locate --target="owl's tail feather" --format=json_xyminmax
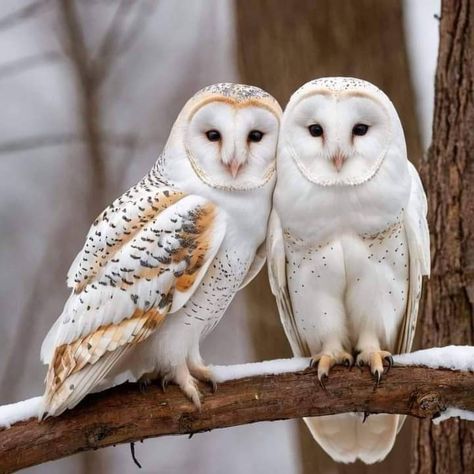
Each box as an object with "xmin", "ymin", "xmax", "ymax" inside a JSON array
[
  {"xmin": 39, "ymin": 347, "xmax": 127, "ymax": 419},
  {"xmin": 304, "ymin": 413, "xmax": 399, "ymax": 464}
]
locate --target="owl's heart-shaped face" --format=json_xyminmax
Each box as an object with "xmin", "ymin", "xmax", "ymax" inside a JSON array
[
  {"xmin": 185, "ymin": 100, "xmax": 280, "ymax": 190},
  {"xmin": 281, "ymin": 91, "xmax": 394, "ymax": 186}
]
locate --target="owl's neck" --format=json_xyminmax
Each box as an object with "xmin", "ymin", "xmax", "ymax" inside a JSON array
[{"xmin": 275, "ymin": 149, "xmax": 411, "ymax": 244}]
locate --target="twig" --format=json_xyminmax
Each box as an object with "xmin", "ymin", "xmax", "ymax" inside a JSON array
[
  {"xmin": 0, "ymin": 52, "xmax": 63, "ymax": 80},
  {"xmin": 0, "ymin": 0, "xmax": 51, "ymax": 33},
  {"xmin": 0, "ymin": 365, "xmax": 473, "ymax": 473},
  {"xmin": 0, "ymin": 132, "xmax": 146, "ymax": 154}
]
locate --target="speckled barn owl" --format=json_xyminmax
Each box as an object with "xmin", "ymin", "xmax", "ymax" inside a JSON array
[
  {"xmin": 268, "ymin": 77, "xmax": 429, "ymax": 463},
  {"xmin": 40, "ymin": 83, "xmax": 281, "ymax": 417}
]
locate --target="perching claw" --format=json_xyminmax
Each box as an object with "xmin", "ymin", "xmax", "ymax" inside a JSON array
[
  {"xmin": 138, "ymin": 379, "xmax": 151, "ymax": 394},
  {"xmin": 319, "ymin": 373, "xmax": 328, "ymax": 391},
  {"xmin": 384, "ymin": 355, "xmax": 394, "ymax": 374},
  {"xmin": 373, "ymin": 369, "xmax": 382, "ymax": 391}
]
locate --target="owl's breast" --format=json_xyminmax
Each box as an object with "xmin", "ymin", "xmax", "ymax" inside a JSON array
[{"xmin": 275, "ymin": 145, "xmax": 411, "ymax": 245}]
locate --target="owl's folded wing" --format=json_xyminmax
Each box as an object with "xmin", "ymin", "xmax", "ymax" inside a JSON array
[
  {"xmin": 267, "ymin": 210, "xmax": 309, "ymax": 357},
  {"xmin": 396, "ymin": 162, "xmax": 430, "ymax": 354},
  {"xmin": 40, "ymin": 189, "xmax": 226, "ymax": 416}
]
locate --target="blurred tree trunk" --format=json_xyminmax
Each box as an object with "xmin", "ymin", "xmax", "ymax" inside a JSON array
[
  {"xmin": 235, "ymin": 0, "xmax": 421, "ymax": 161},
  {"xmin": 412, "ymin": 1, "xmax": 474, "ymax": 473},
  {"xmin": 235, "ymin": 1, "xmax": 421, "ymax": 473}
]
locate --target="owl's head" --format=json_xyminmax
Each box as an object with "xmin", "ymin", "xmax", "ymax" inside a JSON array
[
  {"xmin": 170, "ymin": 83, "xmax": 281, "ymax": 191},
  {"xmin": 280, "ymin": 77, "xmax": 407, "ymax": 186}
]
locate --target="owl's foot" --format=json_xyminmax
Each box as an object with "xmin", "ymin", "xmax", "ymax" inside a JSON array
[
  {"xmin": 160, "ymin": 373, "xmax": 172, "ymax": 392},
  {"xmin": 175, "ymin": 366, "xmax": 202, "ymax": 409},
  {"xmin": 189, "ymin": 364, "xmax": 217, "ymax": 393},
  {"xmin": 138, "ymin": 376, "xmax": 152, "ymax": 394},
  {"xmin": 160, "ymin": 365, "xmax": 202, "ymax": 409},
  {"xmin": 309, "ymin": 351, "xmax": 354, "ymax": 388},
  {"xmin": 356, "ymin": 350, "xmax": 393, "ymax": 385}
]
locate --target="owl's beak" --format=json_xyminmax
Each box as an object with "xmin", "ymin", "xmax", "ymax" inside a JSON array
[
  {"xmin": 331, "ymin": 152, "xmax": 347, "ymax": 172},
  {"xmin": 228, "ymin": 160, "xmax": 242, "ymax": 178}
]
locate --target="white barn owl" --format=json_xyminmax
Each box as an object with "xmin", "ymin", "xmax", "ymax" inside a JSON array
[
  {"xmin": 40, "ymin": 83, "xmax": 281, "ymax": 417},
  {"xmin": 268, "ymin": 78, "xmax": 429, "ymax": 463}
]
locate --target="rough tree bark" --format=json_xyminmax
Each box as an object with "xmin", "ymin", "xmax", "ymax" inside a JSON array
[
  {"xmin": 412, "ymin": 1, "xmax": 474, "ymax": 473},
  {"xmin": 235, "ymin": 1, "xmax": 422, "ymax": 473},
  {"xmin": 1, "ymin": 365, "xmax": 473, "ymax": 473}
]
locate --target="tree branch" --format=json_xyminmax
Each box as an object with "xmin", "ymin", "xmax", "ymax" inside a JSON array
[
  {"xmin": 0, "ymin": 132, "xmax": 145, "ymax": 154},
  {"xmin": 0, "ymin": 0, "xmax": 51, "ymax": 33},
  {"xmin": 58, "ymin": 0, "xmax": 107, "ymax": 213},
  {"xmin": 0, "ymin": 52, "xmax": 63, "ymax": 80},
  {"xmin": 1, "ymin": 365, "xmax": 473, "ymax": 473}
]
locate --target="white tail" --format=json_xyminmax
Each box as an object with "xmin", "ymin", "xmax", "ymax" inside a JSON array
[{"xmin": 304, "ymin": 413, "xmax": 399, "ymax": 464}]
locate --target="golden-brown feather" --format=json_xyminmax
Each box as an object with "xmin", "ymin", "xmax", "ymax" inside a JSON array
[
  {"xmin": 74, "ymin": 189, "xmax": 185, "ymax": 293},
  {"xmin": 44, "ymin": 199, "xmax": 221, "ymax": 411},
  {"xmin": 44, "ymin": 308, "xmax": 164, "ymax": 405}
]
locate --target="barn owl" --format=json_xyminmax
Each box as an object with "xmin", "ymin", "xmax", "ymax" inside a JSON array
[
  {"xmin": 40, "ymin": 83, "xmax": 281, "ymax": 417},
  {"xmin": 268, "ymin": 77, "xmax": 430, "ymax": 463}
]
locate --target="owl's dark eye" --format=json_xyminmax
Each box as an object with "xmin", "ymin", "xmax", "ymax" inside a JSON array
[
  {"xmin": 352, "ymin": 123, "xmax": 369, "ymax": 136},
  {"xmin": 248, "ymin": 130, "xmax": 264, "ymax": 142},
  {"xmin": 206, "ymin": 130, "xmax": 221, "ymax": 142},
  {"xmin": 308, "ymin": 124, "xmax": 323, "ymax": 137}
]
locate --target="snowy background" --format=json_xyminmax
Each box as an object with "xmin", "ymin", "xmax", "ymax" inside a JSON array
[{"xmin": 0, "ymin": 1, "xmax": 440, "ymax": 473}]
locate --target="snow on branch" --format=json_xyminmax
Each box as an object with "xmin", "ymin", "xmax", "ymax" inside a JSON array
[{"xmin": 0, "ymin": 348, "xmax": 473, "ymax": 472}]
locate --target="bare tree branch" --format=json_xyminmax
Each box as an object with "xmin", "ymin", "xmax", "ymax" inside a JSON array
[
  {"xmin": 92, "ymin": 0, "xmax": 157, "ymax": 84},
  {"xmin": 0, "ymin": 52, "xmax": 63, "ymax": 80},
  {"xmin": 93, "ymin": 0, "xmax": 133, "ymax": 82},
  {"xmin": 0, "ymin": 0, "xmax": 51, "ymax": 33},
  {"xmin": 0, "ymin": 132, "xmax": 144, "ymax": 154},
  {"xmin": 105, "ymin": 1, "xmax": 157, "ymax": 61},
  {"xmin": 58, "ymin": 0, "xmax": 106, "ymax": 213},
  {"xmin": 0, "ymin": 133, "xmax": 80, "ymax": 153},
  {"xmin": 0, "ymin": 365, "xmax": 473, "ymax": 473}
]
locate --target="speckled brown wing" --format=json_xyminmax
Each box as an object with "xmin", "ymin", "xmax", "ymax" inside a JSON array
[
  {"xmin": 40, "ymin": 190, "xmax": 227, "ymax": 417},
  {"xmin": 66, "ymin": 181, "xmax": 185, "ymax": 292}
]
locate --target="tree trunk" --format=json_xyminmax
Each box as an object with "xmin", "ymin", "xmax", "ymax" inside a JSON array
[
  {"xmin": 235, "ymin": 0, "xmax": 421, "ymax": 161},
  {"xmin": 412, "ymin": 1, "xmax": 474, "ymax": 473},
  {"xmin": 235, "ymin": 1, "xmax": 421, "ymax": 473}
]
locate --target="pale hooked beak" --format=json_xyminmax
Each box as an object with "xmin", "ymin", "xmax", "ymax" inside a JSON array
[
  {"xmin": 331, "ymin": 152, "xmax": 347, "ymax": 172},
  {"xmin": 228, "ymin": 160, "xmax": 242, "ymax": 178}
]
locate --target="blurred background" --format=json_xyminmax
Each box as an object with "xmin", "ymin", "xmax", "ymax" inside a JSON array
[{"xmin": 0, "ymin": 1, "xmax": 440, "ymax": 473}]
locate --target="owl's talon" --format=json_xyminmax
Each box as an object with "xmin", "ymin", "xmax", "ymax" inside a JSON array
[
  {"xmin": 309, "ymin": 351, "xmax": 353, "ymax": 383},
  {"xmin": 356, "ymin": 350, "xmax": 393, "ymax": 384},
  {"xmin": 138, "ymin": 377, "xmax": 151, "ymax": 394},
  {"xmin": 161, "ymin": 374, "xmax": 171, "ymax": 393},
  {"xmin": 209, "ymin": 379, "xmax": 217, "ymax": 393},
  {"xmin": 384, "ymin": 355, "xmax": 394, "ymax": 374},
  {"xmin": 189, "ymin": 364, "xmax": 217, "ymax": 394},
  {"xmin": 373, "ymin": 370, "xmax": 382, "ymax": 390},
  {"xmin": 363, "ymin": 411, "xmax": 370, "ymax": 423}
]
